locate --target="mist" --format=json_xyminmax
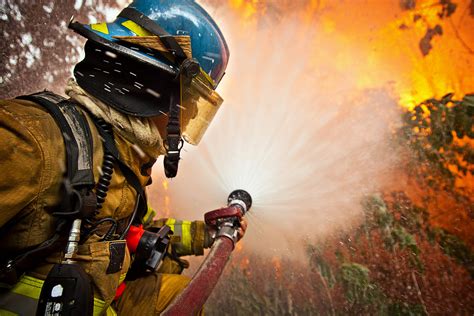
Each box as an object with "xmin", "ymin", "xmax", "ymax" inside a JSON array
[{"xmin": 149, "ymin": 9, "xmax": 400, "ymax": 257}]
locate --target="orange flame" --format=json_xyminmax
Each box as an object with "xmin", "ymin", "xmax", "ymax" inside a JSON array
[
  {"xmin": 149, "ymin": 0, "xmax": 473, "ymax": 252},
  {"xmin": 229, "ymin": 0, "xmax": 260, "ymax": 20},
  {"xmin": 272, "ymin": 256, "xmax": 281, "ymax": 279},
  {"xmin": 161, "ymin": 179, "xmax": 171, "ymax": 218},
  {"xmin": 224, "ymin": 0, "xmax": 474, "ymax": 109}
]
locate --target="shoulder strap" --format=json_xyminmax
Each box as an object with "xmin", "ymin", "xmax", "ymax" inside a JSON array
[
  {"xmin": 20, "ymin": 92, "xmax": 147, "ymax": 223},
  {"xmin": 1, "ymin": 92, "xmax": 97, "ymax": 285},
  {"xmin": 18, "ymin": 92, "xmax": 147, "ymax": 224},
  {"xmin": 17, "ymin": 91, "xmax": 95, "ymax": 189}
]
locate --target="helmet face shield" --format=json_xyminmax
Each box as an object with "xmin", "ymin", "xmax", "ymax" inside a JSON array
[{"xmin": 181, "ymin": 71, "xmax": 223, "ymax": 145}]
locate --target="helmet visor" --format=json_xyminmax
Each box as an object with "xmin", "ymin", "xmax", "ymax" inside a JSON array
[{"xmin": 180, "ymin": 70, "xmax": 223, "ymax": 145}]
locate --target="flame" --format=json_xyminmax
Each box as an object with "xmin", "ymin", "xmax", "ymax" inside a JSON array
[
  {"xmin": 149, "ymin": 0, "xmax": 473, "ymax": 252},
  {"xmin": 271, "ymin": 256, "xmax": 281, "ymax": 279},
  {"xmin": 223, "ymin": 0, "xmax": 474, "ymax": 109},
  {"xmin": 229, "ymin": 0, "xmax": 260, "ymax": 20},
  {"xmin": 218, "ymin": 0, "xmax": 474, "ymax": 200},
  {"xmin": 161, "ymin": 179, "xmax": 171, "ymax": 218},
  {"xmin": 235, "ymin": 241, "xmax": 243, "ymax": 252}
]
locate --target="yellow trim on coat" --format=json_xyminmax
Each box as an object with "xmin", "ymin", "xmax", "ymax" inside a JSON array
[{"xmin": 6, "ymin": 275, "xmax": 116, "ymax": 316}]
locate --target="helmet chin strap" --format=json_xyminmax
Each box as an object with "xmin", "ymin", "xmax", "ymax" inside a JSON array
[
  {"xmin": 163, "ymin": 62, "xmax": 199, "ymax": 178},
  {"xmin": 163, "ymin": 83, "xmax": 183, "ymax": 178}
]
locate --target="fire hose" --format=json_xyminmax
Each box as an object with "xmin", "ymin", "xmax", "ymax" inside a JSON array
[{"xmin": 161, "ymin": 189, "xmax": 252, "ymax": 316}]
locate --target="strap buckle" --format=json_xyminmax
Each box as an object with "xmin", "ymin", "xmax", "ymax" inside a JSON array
[{"xmin": 164, "ymin": 134, "xmax": 184, "ymax": 152}]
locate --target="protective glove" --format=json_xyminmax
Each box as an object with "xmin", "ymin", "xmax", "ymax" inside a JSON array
[{"xmin": 205, "ymin": 216, "xmax": 247, "ymax": 247}]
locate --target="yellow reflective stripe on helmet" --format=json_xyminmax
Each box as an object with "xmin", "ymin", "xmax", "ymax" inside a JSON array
[
  {"xmin": 181, "ymin": 220, "xmax": 192, "ymax": 253},
  {"xmin": 91, "ymin": 22, "xmax": 109, "ymax": 35},
  {"xmin": 121, "ymin": 20, "xmax": 153, "ymax": 36},
  {"xmin": 165, "ymin": 218, "xmax": 176, "ymax": 233},
  {"xmin": 143, "ymin": 204, "xmax": 157, "ymax": 226}
]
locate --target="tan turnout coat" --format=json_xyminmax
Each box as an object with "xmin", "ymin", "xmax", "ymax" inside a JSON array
[{"xmin": 0, "ymin": 95, "xmax": 208, "ymax": 314}]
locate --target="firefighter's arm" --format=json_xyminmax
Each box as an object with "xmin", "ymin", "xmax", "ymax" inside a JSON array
[
  {"xmin": 143, "ymin": 201, "xmax": 248, "ymax": 256},
  {"xmin": 151, "ymin": 217, "xmax": 211, "ymax": 256},
  {"xmin": 0, "ymin": 102, "xmax": 44, "ymax": 227}
]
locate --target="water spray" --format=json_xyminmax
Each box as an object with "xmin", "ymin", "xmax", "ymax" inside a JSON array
[{"xmin": 162, "ymin": 190, "xmax": 252, "ymax": 316}]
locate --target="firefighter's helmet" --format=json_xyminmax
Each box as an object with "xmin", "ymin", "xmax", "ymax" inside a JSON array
[{"xmin": 69, "ymin": 0, "xmax": 229, "ymax": 146}]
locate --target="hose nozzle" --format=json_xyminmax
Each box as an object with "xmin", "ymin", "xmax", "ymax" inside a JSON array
[
  {"xmin": 204, "ymin": 190, "xmax": 252, "ymax": 227},
  {"xmin": 227, "ymin": 189, "xmax": 252, "ymax": 215}
]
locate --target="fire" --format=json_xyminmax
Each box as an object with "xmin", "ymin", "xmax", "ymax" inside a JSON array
[
  {"xmin": 219, "ymin": 0, "xmax": 474, "ymax": 203},
  {"xmin": 223, "ymin": 0, "xmax": 474, "ymax": 109},
  {"xmin": 162, "ymin": 179, "xmax": 171, "ymax": 218},
  {"xmin": 149, "ymin": 0, "xmax": 473, "ymax": 252},
  {"xmin": 452, "ymin": 134, "xmax": 474, "ymax": 192},
  {"xmin": 229, "ymin": 0, "xmax": 260, "ymax": 20},
  {"xmin": 235, "ymin": 241, "xmax": 243, "ymax": 252},
  {"xmin": 272, "ymin": 256, "xmax": 281, "ymax": 279}
]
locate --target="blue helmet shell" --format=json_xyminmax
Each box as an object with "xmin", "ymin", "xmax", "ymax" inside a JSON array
[{"xmin": 82, "ymin": 0, "xmax": 229, "ymax": 87}]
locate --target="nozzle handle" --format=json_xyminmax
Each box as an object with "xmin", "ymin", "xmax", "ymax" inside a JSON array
[{"xmin": 204, "ymin": 206, "xmax": 242, "ymax": 227}]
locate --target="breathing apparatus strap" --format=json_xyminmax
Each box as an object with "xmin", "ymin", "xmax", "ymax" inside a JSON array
[
  {"xmin": 17, "ymin": 93, "xmax": 96, "ymax": 220},
  {"xmin": 1, "ymin": 92, "xmax": 96, "ymax": 286},
  {"xmin": 118, "ymin": 7, "xmax": 188, "ymax": 62},
  {"xmin": 18, "ymin": 92, "xmax": 95, "ymax": 189},
  {"xmin": 92, "ymin": 119, "xmax": 148, "ymax": 227}
]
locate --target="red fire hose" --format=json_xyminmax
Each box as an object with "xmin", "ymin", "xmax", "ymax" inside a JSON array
[
  {"xmin": 161, "ymin": 236, "xmax": 234, "ymax": 316},
  {"xmin": 162, "ymin": 190, "xmax": 252, "ymax": 316}
]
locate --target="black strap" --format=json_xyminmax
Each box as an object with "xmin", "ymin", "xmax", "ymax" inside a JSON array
[
  {"xmin": 17, "ymin": 92, "xmax": 94, "ymax": 188},
  {"xmin": 163, "ymin": 87, "xmax": 183, "ymax": 178},
  {"xmin": 2, "ymin": 92, "xmax": 96, "ymax": 285},
  {"xmin": 118, "ymin": 7, "xmax": 187, "ymax": 62},
  {"xmin": 0, "ymin": 219, "xmax": 67, "ymax": 286},
  {"xmin": 92, "ymin": 119, "xmax": 147, "ymax": 222}
]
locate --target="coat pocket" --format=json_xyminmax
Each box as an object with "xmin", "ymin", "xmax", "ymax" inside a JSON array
[{"xmin": 75, "ymin": 236, "xmax": 130, "ymax": 306}]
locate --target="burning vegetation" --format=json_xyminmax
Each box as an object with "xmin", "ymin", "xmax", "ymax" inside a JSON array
[
  {"xmin": 202, "ymin": 92, "xmax": 474, "ymax": 313},
  {"xmin": 200, "ymin": 0, "xmax": 474, "ymax": 314}
]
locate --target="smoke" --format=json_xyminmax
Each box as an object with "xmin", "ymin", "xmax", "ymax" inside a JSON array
[{"xmin": 150, "ymin": 8, "xmax": 400, "ymax": 257}]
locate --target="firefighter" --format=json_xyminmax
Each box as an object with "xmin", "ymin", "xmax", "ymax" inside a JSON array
[{"xmin": 0, "ymin": 0, "xmax": 246, "ymax": 314}]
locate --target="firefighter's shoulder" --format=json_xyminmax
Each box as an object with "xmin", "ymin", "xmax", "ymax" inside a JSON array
[{"xmin": 0, "ymin": 97, "xmax": 65, "ymax": 227}]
